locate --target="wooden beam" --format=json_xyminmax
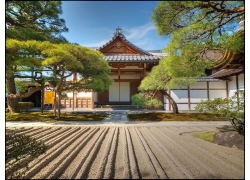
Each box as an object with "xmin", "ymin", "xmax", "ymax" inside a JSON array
[{"xmin": 114, "ymin": 79, "xmax": 141, "ymax": 82}]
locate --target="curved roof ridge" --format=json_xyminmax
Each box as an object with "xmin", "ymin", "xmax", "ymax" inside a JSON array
[{"xmin": 96, "ymin": 28, "xmax": 152, "ymax": 55}]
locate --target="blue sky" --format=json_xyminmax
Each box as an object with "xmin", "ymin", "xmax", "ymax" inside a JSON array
[{"xmin": 59, "ymin": 1, "xmax": 169, "ymax": 50}]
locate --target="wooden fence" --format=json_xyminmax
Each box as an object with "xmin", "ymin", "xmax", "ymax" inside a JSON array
[{"xmin": 59, "ymin": 98, "xmax": 92, "ymax": 108}]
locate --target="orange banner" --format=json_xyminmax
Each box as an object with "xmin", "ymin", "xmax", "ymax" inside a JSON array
[{"xmin": 44, "ymin": 91, "xmax": 54, "ymax": 104}]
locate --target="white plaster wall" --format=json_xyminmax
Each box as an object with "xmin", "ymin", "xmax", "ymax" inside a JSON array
[
  {"xmin": 109, "ymin": 82, "xmax": 119, "ymax": 101},
  {"xmin": 190, "ymin": 90, "xmax": 208, "ymax": 102},
  {"xmin": 238, "ymin": 73, "xmax": 244, "ymax": 90},
  {"xmin": 120, "ymin": 75, "xmax": 141, "ymax": 79},
  {"xmin": 209, "ymin": 90, "xmax": 227, "ymax": 99},
  {"xmin": 190, "ymin": 82, "xmax": 207, "ymax": 89},
  {"xmin": 190, "ymin": 104, "xmax": 198, "ymax": 110},
  {"xmin": 228, "ymin": 76, "xmax": 237, "ymax": 97},
  {"xmin": 120, "ymin": 82, "xmax": 130, "ymax": 101},
  {"xmin": 170, "ymin": 90, "xmax": 188, "ymax": 103},
  {"xmin": 77, "ymin": 92, "xmax": 92, "ymax": 98},
  {"xmin": 166, "ymin": 104, "xmax": 189, "ymax": 111},
  {"xmin": 66, "ymin": 92, "xmax": 73, "ymax": 98},
  {"xmin": 164, "ymin": 104, "xmax": 169, "ymax": 111},
  {"xmin": 176, "ymin": 104, "xmax": 189, "ymax": 111},
  {"xmin": 209, "ymin": 81, "xmax": 226, "ymax": 88}
]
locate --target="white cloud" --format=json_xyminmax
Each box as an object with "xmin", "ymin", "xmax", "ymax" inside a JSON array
[
  {"xmin": 124, "ymin": 22, "xmax": 156, "ymax": 40},
  {"xmin": 81, "ymin": 39, "xmax": 110, "ymax": 48}
]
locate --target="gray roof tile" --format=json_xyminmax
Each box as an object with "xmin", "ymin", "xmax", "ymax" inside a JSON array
[{"xmin": 103, "ymin": 54, "xmax": 164, "ymax": 63}]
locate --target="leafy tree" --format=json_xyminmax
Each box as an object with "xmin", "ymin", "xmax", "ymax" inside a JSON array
[
  {"xmin": 6, "ymin": 1, "xmax": 68, "ymax": 113},
  {"xmin": 195, "ymin": 90, "xmax": 244, "ymax": 136},
  {"xmin": 7, "ymin": 39, "xmax": 113, "ymax": 117},
  {"xmin": 152, "ymin": 1, "xmax": 244, "ymax": 55},
  {"xmin": 132, "ymin": 2, "xmax": 244, "ymax": 113},
  {"xmin": 40, "ymin": 43, "xmax": 113, "ymax": 118},
  {"xmin": 6, "ymin": 1, "xmax": 68, "ymax": 41}
]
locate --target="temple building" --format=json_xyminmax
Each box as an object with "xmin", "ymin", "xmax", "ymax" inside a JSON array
[
  {"xmin": 59, "ymin": 27, "xmax": 244, "ymax": 111},
  {"xmin": 20, "ymin": 25, "xmax": 244, "ymax": 111}
]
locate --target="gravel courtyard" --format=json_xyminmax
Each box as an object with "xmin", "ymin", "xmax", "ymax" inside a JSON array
[{"xmin": 6, "ymin": 124, "xmax": 244, "ymax": 179}]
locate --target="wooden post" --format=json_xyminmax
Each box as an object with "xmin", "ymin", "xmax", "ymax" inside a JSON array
[
  {"xmin": 91, "ymin": 91, "xmax": 94, "ymax": 109},
  {"xmin": 207, "ymin": 81, "xmax": 210, "ymax": 100},
  {"xmin": 188, "ymin": 86, "xmax": 190, "ymax": 111},
  {"xmin": 73, "ymin": 72, "xmax": 77, "ymax": 110},
  {"xmin": 143, "ymin": 63, "xmax": 147, "ymax": 78}
]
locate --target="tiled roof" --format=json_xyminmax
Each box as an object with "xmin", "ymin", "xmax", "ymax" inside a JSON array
[
  {"xmin": 104, "ymin": 54, "xmax": 164, "ymax": 62},
  {"xmin": 196, "ymin": 77, "xmax": 230, "ymax": 82},
  {"xmin": 96, "ymin": 28, "xmax": 152, "ymax": 55},
  {"xmin": 209, "ymin": 68, "xmax": 243, "ymax": 78}
]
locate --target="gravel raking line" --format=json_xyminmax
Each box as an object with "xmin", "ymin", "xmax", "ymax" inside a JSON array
[{"xmin": 6, "ymin": 126, "xmax": 244, "ymax": 179}]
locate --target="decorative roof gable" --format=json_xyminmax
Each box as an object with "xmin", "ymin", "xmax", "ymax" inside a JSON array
[{"xmin": 96, "ymin": 28, "xmax": 151, "ymax": 55}]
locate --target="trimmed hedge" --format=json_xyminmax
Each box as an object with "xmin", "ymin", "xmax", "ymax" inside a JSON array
[{"xmin": 18, "ymin": 102, "xmax": 34, "ymax": 112}]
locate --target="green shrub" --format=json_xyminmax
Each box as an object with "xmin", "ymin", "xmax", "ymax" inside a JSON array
[
  {"xmin": 18, "ymin": 102, "xmax": 34, "ymax": 112},
  {"xmin": 131, "ymin": 93, "xmax": 163, "ymax": 108},
  {"xmin": 195, "ymin": 90, "xmax": 244, "ymax": 136}
]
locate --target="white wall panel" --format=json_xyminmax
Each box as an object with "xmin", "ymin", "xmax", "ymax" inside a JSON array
[
  {"xmin": 228, "ymin": 76, "xmax": 237, "ymax": 97},
  {"xmin": 164, "ymin": 104, "xmax": 169, "ymax": 111},
  {"xmin": 190, "ymin": 82, "xmax": 207, "ymax": 89},
  {"xmin": 77, "ymin": 92, "xmax": 92, "ymax": 98},
  {"xmin": 190, "ymin": 90, "xmax": 208, "ymax": 102},
  {"xmin": 228, "ymin": 89, "xmax": 237, "ymax": 98},
  {"xmin": 209, "ymin": 90, "xmax": 227, "ymax": 99},
  {"xmin": 66, "ymin": 92, "xmax": 73, "ymax": 98},
  {"xmin": 171, "ymin": 90, "xmax": 188, "ymax": 103},
  {"xmin": 238, "ymin": 74, "xmax": 244, "ymax": 90},
  {"xmin": 190, "ymin": 104, "xmax": 198, "ymax": 110},
  {"xmin": 176, "ymin": 104, "xmax": 189, "ymax": 111},
  {"xmin": 209, "ymin": 82, "xmax": 226, "ymax": 89},
  {"xmin": 109, "ymin": 82, "xmax": 119, "ymax": 101},
  {"xmin": 120, "ymin": 82, "xmax": 130, "ymax": 101}
]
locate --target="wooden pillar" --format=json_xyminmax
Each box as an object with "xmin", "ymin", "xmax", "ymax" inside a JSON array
[
  {"xmin": 91, "ymin": 91, "xmax": 94, "ymax": 109},
  {"xmin": 118, "ymin": 67, "xmax": 120, "ymax": 80},
  {"xmin": 73, "ymin": 72, "xmax": 77, "ymax": 110},
  {"xmin": 143, "ymin": 63, "xmax": 147, "ymax": 78},
  {"xmin": 168, "ymin": 89, "xmax": 171, "ymax": 111},
  {"xmin": 207, "ymin": 82, "xmax": 210, "ymax": 100},
  {"xmin": 188, "ymin": 86, "xmax": 190, "ymax": 111}
]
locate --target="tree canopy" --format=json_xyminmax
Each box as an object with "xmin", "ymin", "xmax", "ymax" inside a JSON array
[
  {"xmin": 132, "ymin": 1, "xmax": 244, "ymax": 113},
  {"xmin": 6, "ymin": 1, "xmax": 68, "ymax": 42},
  {"xmin": 5, "ymin": 1, "xmax": 113, "ymax": 114}
]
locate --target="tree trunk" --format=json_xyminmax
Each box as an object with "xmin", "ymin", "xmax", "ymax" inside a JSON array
[
  {"xmin": 57, "ymin": 91, "xmax": 61, "ymax": 119},
  {"xmin": 53, "ymin": 89, "xmax": 57, "ymax": 117},
  {"xmin": 6, "ymin": 75, "xmax": 20, "ymax": 113},
  {"xmin": 159, "ymin": 90, "xmax": 179, "ymax": 114},
  {"xmin": 40, "ymin": 85, "xmax": 44, "ymax": 113}
]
